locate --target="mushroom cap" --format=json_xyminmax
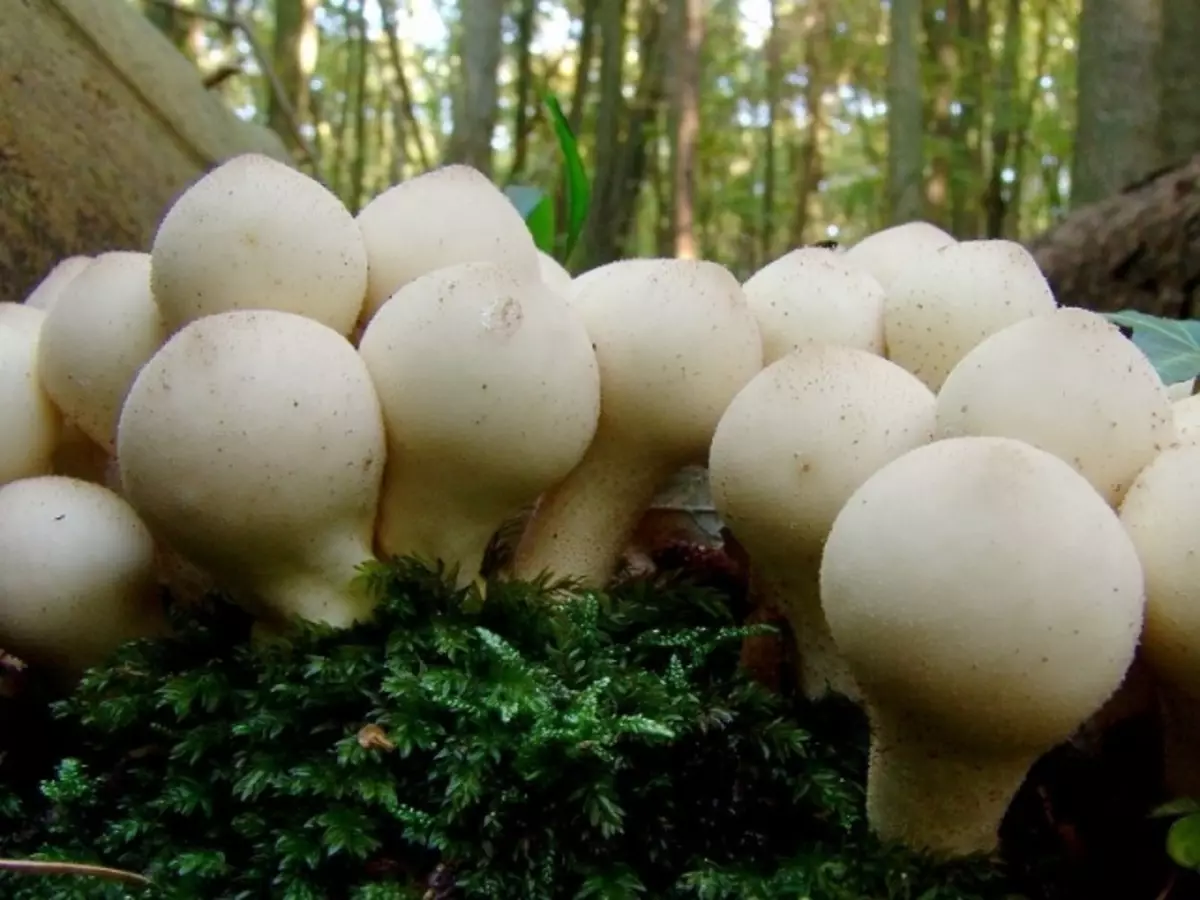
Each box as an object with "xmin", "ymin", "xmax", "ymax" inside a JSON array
[
  {"xmin": 24, "ymin": 256, "xmax": 94, "ymax": 312},
  {"xmin": 356, "ymin": 165, "xmax": 540, "ymax": 326},
  {"xmin": 1173, "ymin": 393, "xmax": 1200, "ymax": 446},
  {"xmin": 821, "ymin": 435, "xmax": 1144, "ymax": 750},
  {"xmin": 150, "ymin": 153, "xmax": 368, "ymax": 336},
  {"xmin": 0, "ymin": 475, "xmax": 162, "ymax": 675},
  {"xmin": 37, "ymin": 251, "xmax": 165, "ymax": 453},
  {"xmin": 883, "ymin": 239, "xmax": 1057, "ymax": 391},
  {"xmin": 358, "ymin": 261, "xmax": 600, "ymax": 503},
  {"xmin": 569, "ymin": 258, "xmax": 763, "ymax": 459},
  {"xmin": 116, "ymin": 309, "xmax": 386, "ymax": 596},
  {"xmin": 1119, "ymin": 445, "xmax": 1200, "ymax": 690},
  {"xmin": 841, "ymin": 221, "xmax": 955, "ymax": 293},
  {"xmin": 709, "ymin": 345, "xmax": 935, "ymax": 565},
  {"xmin": 0, "ymin": 302, "xmax": 47, "ymax": 340},
  {"xmin": 741, "ymin": 248, "xmax": 886, "ymax": 363},
  {"xmin": 0, "ymin": 323, "xmax": 60, "ymax": 485},
  {"xmin": 537, "ymin": 251, "xmax": 573, "ymax": 298},
  {"xmin": 936, "ymin": 308, "xmax": 1175, "ymax": 506}
]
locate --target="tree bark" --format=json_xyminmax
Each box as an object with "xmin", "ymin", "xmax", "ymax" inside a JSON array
[
  {"xmin": 508, "ymin": 0, "xmax": 538, "ymax": 182},
  {"xmin": 667, "ymin": 0, "xmax": 703, "ymax": 259},
  {"xmin": 268, "ymin": 0, "xmax": 319, "ymax": 155},
  {"xmin": 759, "ymin": 0, "xmax": 781, "ymax": 266},
  {"xmin": 887, "ymin": 0, "xmax": 923, "ymax": 224},
  {"xmin": 445, "ymin": 0, "xmax": 504, "ymax": 176},
  {"xmin": 1158, "ymin": 0, "xmax": 1200, "ymax": 167},
  {"xmin": 1027, "ymin": 154, "xmax": 1200, "ymax": 318}
]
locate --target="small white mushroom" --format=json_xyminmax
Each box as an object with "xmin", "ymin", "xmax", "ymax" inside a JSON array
[
  {"xmin": 0, "ymin": 324, "xmax": 60, "ymax": 485},
  {"xmin": 0, "ymin": 475, "xmax": 164, "ymax": 683},
  {"xmin": 821, "ymin": 436, "xmax": 1144, "ymax": 856},
  {"xmin": 356, "ymin": 165, "xmax": 540, "ymax": 327},
  {"xmin": 937, "ymin": 308, "xmax": 1176, "ymax": 506},
  {"xmin": 841, "ymin": 221, "xmax": 955, "ymax": 294},
  {"xmin": 740, "ymin": 248, "xmax": 886, "ymax": 363},
  {"xmin": 1118, "ymin": 445, "xmax": 1200, "ymax": 797},
  {"xmin": 0, "ymin": 302, "xmax": 47, "ymax": 339},
  {"xmin": 117, "ymin": 310, "xmax": 387, "ymax": 628},
  {"xmin": 883, "ymin": 239, "xmax": 1057, "ymax": 391},
  {"xmin": 150, "ymin": 153, "xmax": 368, "ymax": 336},
  {"xmin": 37, "ymin": 251, "xmax": 166, "ymax": 453},
  {"xmin": 358, "ymin": 261, "xmax": 600, "ymax": 587},
  {"xmin": 1165, "ymin": 378, "xmax": 1196, "ymax": 402},
  {"xmin": 24, "ymin": 256, "xmax": 93, "ymax": 312},
  {"xmin": 537, "ymin": 250, "xmax": 573, "ymax": 298},
  {"xmin": 511, "ymin": 259, "xmax": 763, "ymax": 587},
  {"xmin": 1173, "ymin": 393, "xmax": 1200, "ymax": 446},
  {"xmin": 709, "ymin": 346, "xmax": 936, "ymax": 700}
]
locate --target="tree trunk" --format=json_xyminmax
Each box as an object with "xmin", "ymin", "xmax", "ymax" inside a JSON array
[
  {"xmin": 268, "ymin": 0, "xmax": 319, "ymax": 155},
  {"xmin": 887, "ymin": 0, "xmax": 923, "ymax": 224},
  {"xmin": 790, "ymin": 0, "xmax": 829, "ymax": 246},
  {"xmin": 984, "ymin": 0, "xmax": 1022, "ymax": 238},
  {"xmin": 1027, "ymin": 154, "xmax": 1200, "ymax": 318},
  {"xmin": 445, "ymin": 0, "xmax": 504, "ymax": 176},
  {"xmin": 508, "ymin": 0, "xmax": 538, "ymax": 182},
  {"xmin": 667, "ymin": 0, "xmax": 703, "ymax": 259},
  {"xmin": 759, "ymin": 0, "xmax": 781, "ymax": 266},
  {"xmin": 1072, "ymin": 0, "xmax": 1163, "ymax": 208},
  {"xmin": 1158, "ymin": 0, "xmax": 1200, "ymax": 167},
  {"xmin": 347, "ymin": 0, "xmax": 369, "ymax": 213}
]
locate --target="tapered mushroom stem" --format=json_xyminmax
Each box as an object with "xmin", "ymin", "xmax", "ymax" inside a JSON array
[
  {"xmin": 512, "ymin": 437, "xmax": 677, "ymax": 588},
  {"xmin": 751, "ymin": 564, "xmax": 860, "ymax": 702},
  {"xmin": 866, "ymin": 710, "xmax": 1032, "ymax": 857},
  {"xmin": 1159, "ymin": 685, "xmax": 1200, "ymax": 799},
  {"xmin": 257, "ymin": 535, "xmax": 376, "ymax": 628}
]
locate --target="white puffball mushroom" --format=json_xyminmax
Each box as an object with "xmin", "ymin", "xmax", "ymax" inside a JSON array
[
  {"xmin": 512, "ymin": 258, "xmax": 763, "ymax": 587},
  {"xmin": 356, "ymin": 165, "xmax": 541, "ymax": 327},
  {"xmin": 709, "ymin": 346, "xmax": 936, "ymax": 700},
  {"xmin": 1165, "ymin": 378, "xmax": 1195, "ymax": 402},
  {"xmin": 24, "ymin": 256, "xmax": 93, "ymax": 312},
  {"xmin": 884, "ymin": 240, "xmax": 1057, "ymax": 391},
  {"xmin": 38, "ymin": 251, "xmax": 165, "ymax": 453},
  {"xmin": 117, "ymin": 309, "xmax": 387, "ymax": 628},
  {"xmin": 0, "ymin": 302, "xmax": 47, "ymax": 340},
  {"xmin": 0, "ymin": 475, "xmax": 164, "ymax": 682},
  {"xmin": 150, "ymin": 153, "xmax": 368, "ymax": 337},
  {"xmin": 740, "ymin": 248, "xmax": 886, "ymax": 363},
  {"xmin": 1173, "ymin": 393, "xmax": 1200, "ymax": 446},
  {"xmin": 821, "ymin": 436, "xmax": 1144, "ymax": 857},
  {"xmin": 937, "ymin": 308, "xmax": 1176, "ymax": 506},
  {"xmin": 841, "ymin": 221, "xmax": 955, "ymax": 293},
  {"xmin": 0, "ymin": 324, "xmax": 60, "ymax": 485},
  {"xmin": 1118, "ymin": 445, "xmax": 1200, "ymax": 797},
  {"xmin": 538, "ymin": 250, "xmax": 573, "ymax": 298},
  {"xmin": 358, "ymin": 261, "xmax": 600, "ymax": 587}
]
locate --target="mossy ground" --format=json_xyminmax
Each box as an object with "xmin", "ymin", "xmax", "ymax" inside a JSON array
[{"xmin": 0, "ymin": 556, "xmax": 1179, "ymax": 899}]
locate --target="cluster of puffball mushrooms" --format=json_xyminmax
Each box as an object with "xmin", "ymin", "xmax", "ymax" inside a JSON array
[{"xmin": 3, "ymin": 153, "xmax": 1200, "ymax": 861}]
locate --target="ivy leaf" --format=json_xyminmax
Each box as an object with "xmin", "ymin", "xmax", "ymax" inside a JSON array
[
  {"xmin": 544, "ymin": 93, "xmax": 590, "ymax": 262},
  {"xmin": 505, "ymin": 185, "xmax": 555, "ymax": 255},
  {"xmin": 1106, "ymin": 310, "xmax": 1200, "ymax": 384},
  {"xmin": 1167, "ymin": 812, "xmax": 1200, "ymax": 871}
]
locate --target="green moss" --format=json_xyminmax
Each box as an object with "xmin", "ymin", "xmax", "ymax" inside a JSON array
[{"xmin": 0, "ymin": 559, "xmax": 1012, "ymax": 899}]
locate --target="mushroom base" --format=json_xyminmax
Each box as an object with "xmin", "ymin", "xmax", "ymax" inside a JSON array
[
  {"xmin": 511, "ymin": 436, "xmax": 678, "ymax": 588},
  {"xmin": 1159, "ymin": 683, "xmax": 1200, "ymax": 799},
  {"xmin": 754, "ymin": 564, "xmax": 860, "ymax": 703},
  {"xmin": 865, "ymin": 710, "xmax": 1035, "ymax": 858}
]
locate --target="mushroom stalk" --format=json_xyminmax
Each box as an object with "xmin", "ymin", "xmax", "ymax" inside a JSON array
[
  {"xmin": 254, "ymin": 535, "xmax": 376, "ymax": 628},
  {"xmin": 513, "ymin": 437, "xmax": 675, "ymax": 587},
  {"xmin": 866, "ymin": 710, "xmax": 1031, "ymax": 857},
  {"xmin": 752, "ymin": 563, "xmax": 860, "ymax": 701}
]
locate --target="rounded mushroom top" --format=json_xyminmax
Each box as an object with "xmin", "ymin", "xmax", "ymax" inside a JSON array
[
  {"xmin": 1119, "ymin": 445, "xmax": 1200, "ymax": 689},
  {"xmin": 0, "ymin": 323, "xmax": 60, "ymax": 486},
  {"xmin": 569, "ymin": 258, "xmax": 763, "ymax": 460},
  {"xmin": 0, "ymin": 302, "xmax": 47, "ymax": 341},
  {"xmin": 821, "ymin": 435, "xmax": 1144, "ymax": 750},
  {"xmin": 355, "ymin": 164, "xmax": 540, "ymax": 326},
  {"xmin": 741, "ymin": 248, "xmax": 886, "ymax": 363},
  {"xmin": 709, "ymin": 345, "xmax": 935, "ymax": 567},
  {"xmin": 116, "ymin": 309, "xmax": 386, "ymax": 586},
  {"xmin": 1173, "ymin": 393, "xmax": 1200, "ymax": 446},
  {"xmin": 537, "ymin": 250, "xmax": 573, "ymax": 298},
  {"xmin": 936, "ymin": 307, "xmax": 1176, "ymax": 506},
  {"xmin": 150, "ymin": 153, "xmax": 368, "ymax": 337},
  {"xmin": 883, "ymin": 239, "xmax": 1057, "ymax": 391},
  {"xmin": 37, "ymin": 251, "xmax": 165, "ymax": 453},
  {"xmin": 841, "ymin": 221, "xmax": 955, "ymax": 293},
  {"xmin": 0, "ymin": 475, "xmax": 162, "ymax": 676},
  {"xmin": 358, "ymin": 260, "xmax": 600, "ymax": 500},
  {"xmin": 24, "ymin": 256, "xmax": 93, "ymax": 312}
]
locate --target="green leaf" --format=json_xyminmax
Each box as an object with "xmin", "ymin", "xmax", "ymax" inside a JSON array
[
  {"xmin": 1167, "ymin": 812, "xmax": 1200, "ymax": 870},
  {"xmin": 544, "ymin": 93, "xmax": 590, "ymax": 262},
  {"xmin": 1151, "ymin": 797, "xmax": 1200, "ymax": 819},
  {"xmin": 505, "ymin": 185, "xmax": 555, "ymax": 255},
  {"xmin": 1106, "ymin": 310, "xmax": 1200, "ymax": 384}
]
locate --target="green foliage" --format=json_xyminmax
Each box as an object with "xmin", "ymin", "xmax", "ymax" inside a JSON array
[
  {"xmin": 505, "ymin": 185, "xmax": 556, "ymax": 254},
  {"xmin": 0, "ymin": 560, "xmax": 1008, "ymax": 900},
  {"xmin": 1107, "ymin": 310, "xmax": 1200, "ymax": 385},
  {"xmin": 544, "ymin": 94, "xmax": 590, "ymax": 263},
  {"xmin": 1151, "ymin": 798, "xmax": 1200, "ymax": 872}
]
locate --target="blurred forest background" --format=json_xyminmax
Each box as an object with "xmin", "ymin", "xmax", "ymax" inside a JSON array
[{"xmin": 135, "ymin": 0, "xmax": 1200, "ymax": 280}]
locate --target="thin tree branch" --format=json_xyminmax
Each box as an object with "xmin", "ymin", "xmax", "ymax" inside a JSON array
[
  {"xmin": 0, "ymin": 858, "xmax": 152, "ymax": 887},
  {"xmin": 146, "ymin": 0, "xmax": 321, "ymax": 176},
  {"xmin": 375, "ymin": 0, "xmax": 433, "ymax": 171}
]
